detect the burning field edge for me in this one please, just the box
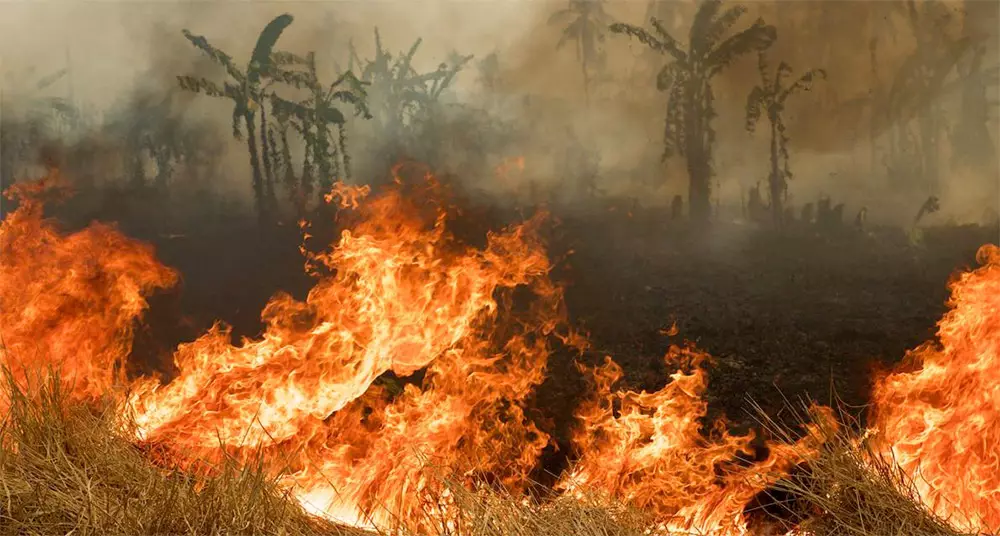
[1,174,999,536]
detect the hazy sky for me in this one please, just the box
[2,0,997,224]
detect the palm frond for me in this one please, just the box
[247,14,295,84]
[270,51,309,66]
[649,18,687,61]
[181,30,244,83]
[689,0,724,56]
[177,75,228,99]
[745,85,766,132]
[610,21,685,62]
[705,19,776,76]
[780,69,826,102]
[33,69,68,92]
[701,5,748,55]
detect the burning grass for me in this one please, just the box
[0,373,349,536]
[752,404,971,536]
[0,370,980,536]
[2,174,998,535]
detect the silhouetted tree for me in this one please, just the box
[745,53,825,228]
[886,0,970,194]
[0,67,82,182]
[610,0,776,223]
[177,13,294,221]
[951,0,999,176]
[267,51,370,203]
[351,30,471,171]
[549,0,615,105]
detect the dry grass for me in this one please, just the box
[751,402,977,536]
[435,481,647,536]
[0,372,985,536]
[0,373,350,536]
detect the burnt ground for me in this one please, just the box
[37,186,998,471]
[550,212,994,429]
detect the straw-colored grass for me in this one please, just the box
[0,374,352,536]
[434,480,647,536]
[0,373,985,536]
[751,402,977,536]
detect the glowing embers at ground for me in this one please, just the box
[871,244,1000,534]
[0,173,177,409]
[125,177,562,528]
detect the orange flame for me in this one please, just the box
[0,174,177,409]
[560,346,827,535]
[10,171,994,535]
[872,244,1000,534]
[123,179,561,528]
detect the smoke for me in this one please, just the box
[0,0,997,226]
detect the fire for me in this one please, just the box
[871,244,1000,534]
[124,177,561,528]
[560,346,828,535]
[5,168,996,534]
[0,172,177,409]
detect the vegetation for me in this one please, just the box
[266,51,370,212]
[548,0,616,105]
[885,0,971,194]
[0,366,975,536]
[0,67,82,182]
[745,53,825,228]
[177,14,298,220]
[610,0,776,223]
[0,374,348,536]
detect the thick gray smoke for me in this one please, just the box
[1,0,997,226]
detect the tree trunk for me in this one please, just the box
[244,110,266,222]
[768,113,784,228]
[953,0,997,175]
[868,35,879,177]
[685,87,712,224]
[260,103,277,213]
[919,109,939,195]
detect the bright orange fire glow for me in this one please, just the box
[124,176,562,528]
[0,173,177,410]
[3,170,996,535]
[560,346,828,535]
[872,244,1000,534]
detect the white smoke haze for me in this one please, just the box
[0,0,997,226]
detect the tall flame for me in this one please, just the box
[559,346,828,535]
[125,178,562,528]
[872,244,1000,534]
[5,171,995,535]
[0,174,177,409]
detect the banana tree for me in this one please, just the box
[548,0,616,105]
[0,67,82,182]
[950,0,999,175]
[610,0,776,223]
[745,53,825,228]
[267,50,370,203]
[177,13,294,221]
[885,0,970,194]
[354,30,471,168]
